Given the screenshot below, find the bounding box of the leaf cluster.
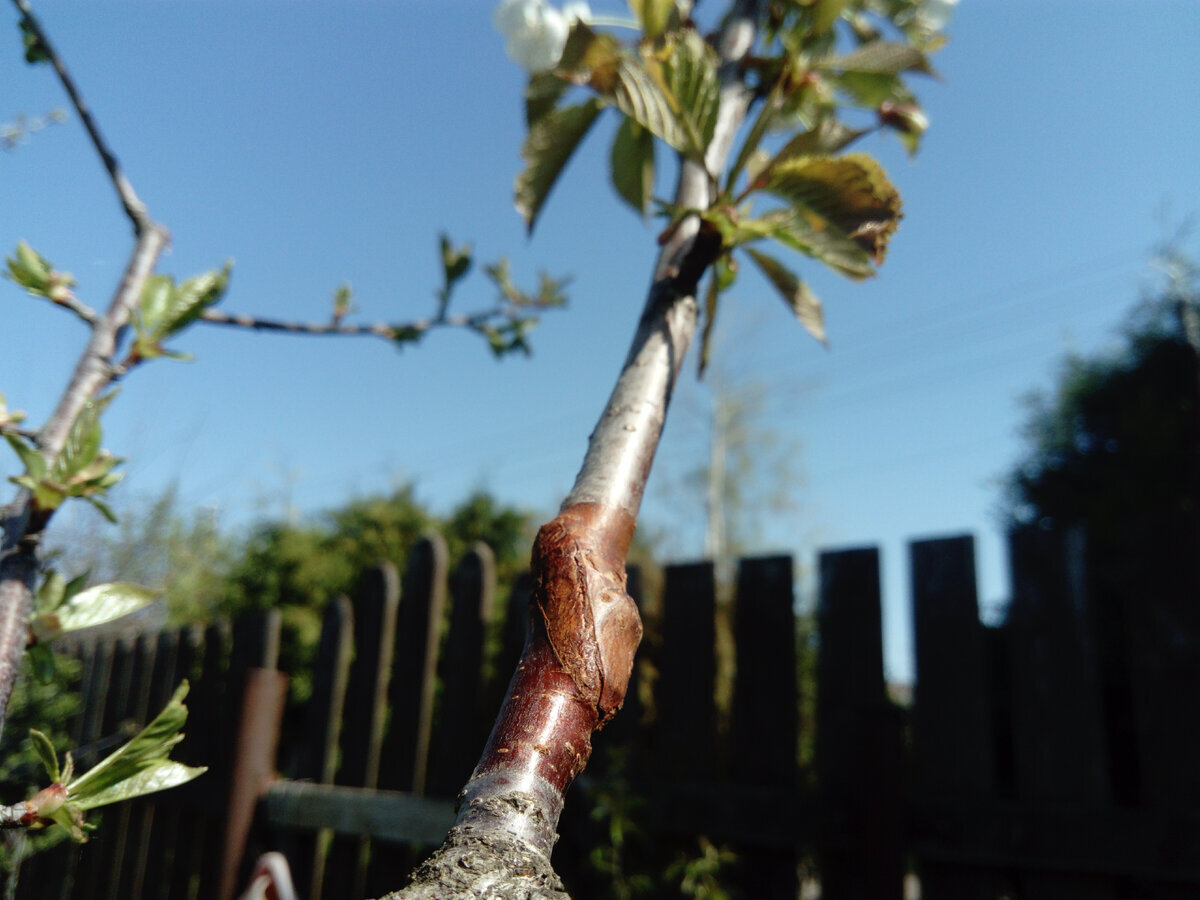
[132,264,232,362]
[21,682,205,843]
[4,240,77,307]
[5,393,123,523]
[28,573,158,676]
[509,0,950,368]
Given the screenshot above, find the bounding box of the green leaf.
[812,0,851,33]
[27,644,58,684]
[758,207,874,279]
[534,272,570,308]
[758,153,902,274]
[526,71,570,128]
[73,760,204,811]
[15,240,47,276]
[161,263,231,338]
[744,247,827,346]
[29,729,60,783]
[390,325,423,348]
[820,40,935,76]
[657,29,720,155]
[516,98,605,232]
[610,116,655,216]
[46,802,87,843]
[62,571,90,604]
[54,582,158,633]
[697,268,720,377]
[0,391,25,428]
[558,22,622,85]
[610,57,689,154]
[725,84,784,193]
[68,682,205,809]
[87,496,119,524]
[19,17,50,65]
[439,234,472,289]
[832,70,913,108]
[332,284,354,318]
[4,241,73,301]
[5,432,47,482]
[627,0,675,38]
[53,391,116,484]
[137,275,174,336]
[37,571,66,615]
[761,118,868,174]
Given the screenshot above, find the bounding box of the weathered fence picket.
[15,519,1200,899]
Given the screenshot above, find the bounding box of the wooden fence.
[13,525,1200,898]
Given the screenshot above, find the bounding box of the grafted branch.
[385,4,760,897]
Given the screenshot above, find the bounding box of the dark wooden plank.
[729,555,798,900]
[1006,526,1117,900]
[816,546,903,900]
[910,535,995,900]
[168,621,228,900]
[326,562,401,900]
[656,561,717,781]
[106,631,160,899]
[365,539,446,899]
[378,536,447,794]
[599,563,643,752]
[489,570,532,715]
[75,635,137,900]
[1117,514,1200,813]
[140,625,201,900]
[283,595,354,900]
[427,543,495,798]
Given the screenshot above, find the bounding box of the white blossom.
[918,0,959,32]
[494,0,592,72]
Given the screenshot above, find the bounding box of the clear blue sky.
[4,1,1199,683]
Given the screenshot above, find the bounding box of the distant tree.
[1003,253,1200,547]
[220,486,534,702]
[46,484,237,624]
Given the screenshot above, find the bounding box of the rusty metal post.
[218,667,288,900]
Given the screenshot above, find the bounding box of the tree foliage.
[1004,281,1200,546]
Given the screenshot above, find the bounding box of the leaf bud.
[877,99,928,136]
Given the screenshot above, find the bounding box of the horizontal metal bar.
[264,781,455,846]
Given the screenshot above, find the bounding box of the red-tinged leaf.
[759,153,902,270]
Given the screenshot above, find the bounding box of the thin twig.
[39,290,99,326]
[12,0,151,233]
[197,304,536,342]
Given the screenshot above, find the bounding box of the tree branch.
[1,0,170,739]
[0,225,167,739]
[12,0,152,233]
[196,303,541,345]
[385,4,761,897]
